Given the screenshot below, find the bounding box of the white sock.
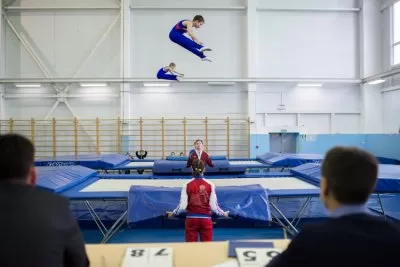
[200,47,212,52]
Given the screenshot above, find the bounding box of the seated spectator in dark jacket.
[267,146,400,267]
[0,134,89,267]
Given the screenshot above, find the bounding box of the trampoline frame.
[64,176,321,243]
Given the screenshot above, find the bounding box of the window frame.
[391,1,400,67]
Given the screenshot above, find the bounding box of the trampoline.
[291,163,400,216]
[257,152,323,167]
[61,176,319,243]
[228,159,272,170]
[35,154,131,169]
[108,160,155,171]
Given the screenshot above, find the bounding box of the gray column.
[120,0,131,121]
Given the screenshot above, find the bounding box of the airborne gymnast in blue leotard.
[156,62,184,81]
[169,15,212,62]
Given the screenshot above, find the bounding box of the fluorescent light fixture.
[367,79,385,85]
[80,83,108,87]
[15,84,41,88]
[208,82,236,86]
[143,83,170,87]
[297,83,323,87]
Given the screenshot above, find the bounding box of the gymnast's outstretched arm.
[185,21,202,45]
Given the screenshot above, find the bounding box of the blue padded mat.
[127,185,271,225]
[228,159,271,168]
[35,154,130,169]
[36,166,96,193]
[377,157,400,165]
[291,163,400,193]
[257,153,323,167]
[97,172,293,180]
[152,159,246,175]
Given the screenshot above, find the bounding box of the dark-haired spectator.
[0,134,89,267]
[267,146,400,267]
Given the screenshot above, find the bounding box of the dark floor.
[82,227,286,244]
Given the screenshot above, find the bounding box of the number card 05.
[121,248,173,267]
[236,248,282,267]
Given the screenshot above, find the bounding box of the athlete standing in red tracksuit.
[186,139,214,170]
[168,159,229,242]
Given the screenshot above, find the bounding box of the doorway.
[269,132,298,153]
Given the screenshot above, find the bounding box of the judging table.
[86,239,291,267]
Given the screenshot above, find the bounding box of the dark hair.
[194,139,203,145]
[322,146,378,205]
[192,159,204,177]
[0,134,35,181]
[193,15,204,22]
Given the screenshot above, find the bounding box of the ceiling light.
[297,83,323,87]
[15,84,41,88]
[208,82,236,86]
[143,83,170,87]
[80,83,108,87]
[367,79,385,85]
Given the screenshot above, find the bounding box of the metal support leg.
[376,194,386,217]
[84,201,108,236]
[269,201,299,235]
[291,197,312,227]
[270,210,297,236]
[101,210,128,243]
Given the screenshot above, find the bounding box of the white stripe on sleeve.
[173,181,190,215]
[209,183,225,216]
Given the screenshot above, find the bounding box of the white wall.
[1,0,369,149]
[130,84,247,117]
[255,84,361,133]
[3,0,121,120]
[4,86,120,119]
[382,6,392,71]
[130,0,246,78]
[257,0,359,79]
[5,0,120,78]
[383,90,400,133]
[381,1,400,132]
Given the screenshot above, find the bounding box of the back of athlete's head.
[192,159,204,177]
[193,15,204,23]
[0,134,36,184]
[169,62,176,68]
[321,146,378,206]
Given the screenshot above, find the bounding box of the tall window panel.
[393,1,400,65]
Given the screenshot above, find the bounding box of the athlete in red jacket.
[168,159,229,242]
[186,139,214,169]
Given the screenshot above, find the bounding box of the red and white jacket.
[173,177,225,218]
[186,150,214,169]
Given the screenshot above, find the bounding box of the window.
[393,1,400,65]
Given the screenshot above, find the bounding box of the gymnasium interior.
[0,0,399,266]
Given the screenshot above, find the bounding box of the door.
[269,133,298,153]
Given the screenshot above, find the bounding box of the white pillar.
[360,0,383,133]
[0,0,5,121]
[246,0,258,129]
[120,0,131,121]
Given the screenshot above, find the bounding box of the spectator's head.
[192,15,204,28]
[192,159,204,177]
[194,139,203,150]
[180,152,184,156]
[171,152,175,156]
[0,134,37,185]
[321,146,378,210]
